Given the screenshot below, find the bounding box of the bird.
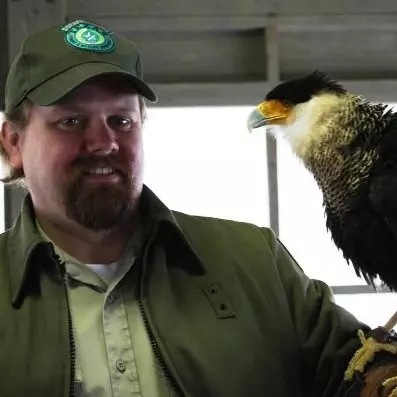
[247,71,397,291]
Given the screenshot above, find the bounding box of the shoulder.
[171,211,279,269]
[173,210,275,247]
[171,211,310,282]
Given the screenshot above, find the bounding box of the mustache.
[71,156,130,178]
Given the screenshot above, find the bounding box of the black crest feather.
[266,71,346,105]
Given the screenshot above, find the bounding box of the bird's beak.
[247,108,268,133]
[247,100,290,133]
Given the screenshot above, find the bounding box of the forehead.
[54,74,140,107]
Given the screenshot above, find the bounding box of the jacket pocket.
[202,283,236,319]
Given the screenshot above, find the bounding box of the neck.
[283,93,345,158]
[36,214,134,264]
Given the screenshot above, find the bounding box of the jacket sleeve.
[263,227,371,397]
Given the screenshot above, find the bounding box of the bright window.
[143,106,269,226]
[336,293,397,329]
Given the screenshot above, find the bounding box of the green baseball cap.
[5,20,157,113]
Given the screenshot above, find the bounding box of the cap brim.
[28,62,157,105]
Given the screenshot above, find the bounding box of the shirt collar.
[5,185,204,306]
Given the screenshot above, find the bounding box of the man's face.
[13,75,145,231]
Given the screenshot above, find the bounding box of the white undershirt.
[86,263,118,284]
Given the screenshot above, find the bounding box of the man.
[0,19,395,397]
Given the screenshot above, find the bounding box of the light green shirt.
[36,219,177,397]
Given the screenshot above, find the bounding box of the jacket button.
[209,285,218,294]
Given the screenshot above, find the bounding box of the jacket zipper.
[58,257,76,397]
[138,226,183,396]
[137,299,180,394]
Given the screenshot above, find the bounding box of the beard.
[63,155,141,231]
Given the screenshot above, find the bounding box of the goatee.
[63,158,138,231]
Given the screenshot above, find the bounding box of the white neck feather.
[270,93,346,158]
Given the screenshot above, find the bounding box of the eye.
[108,116,138,132]
[57,117,85,130]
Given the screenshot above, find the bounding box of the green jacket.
[0,186,365,397]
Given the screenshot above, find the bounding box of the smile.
[84,167,116,175]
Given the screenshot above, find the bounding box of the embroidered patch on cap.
[60,20,115,52]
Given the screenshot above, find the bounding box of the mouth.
[84,167,116,175]
[82,167,122,183]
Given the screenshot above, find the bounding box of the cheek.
[120,131,144,160]
[18,134,42,175]
[127,145,144,173]
[21,137,78,180]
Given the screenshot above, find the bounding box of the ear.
[1,121,23,170]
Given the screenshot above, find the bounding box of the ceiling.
[4,0,397,108]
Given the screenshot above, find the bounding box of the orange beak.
[247,100,291,132]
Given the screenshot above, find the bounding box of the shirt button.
[107,294,118,304]
[116,359,126,373]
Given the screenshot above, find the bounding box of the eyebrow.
[46,105,139,114]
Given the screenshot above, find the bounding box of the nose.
[84,119,119,155]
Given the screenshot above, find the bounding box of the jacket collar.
[6,185,203,306]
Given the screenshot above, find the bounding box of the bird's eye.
[279,99,291,106]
